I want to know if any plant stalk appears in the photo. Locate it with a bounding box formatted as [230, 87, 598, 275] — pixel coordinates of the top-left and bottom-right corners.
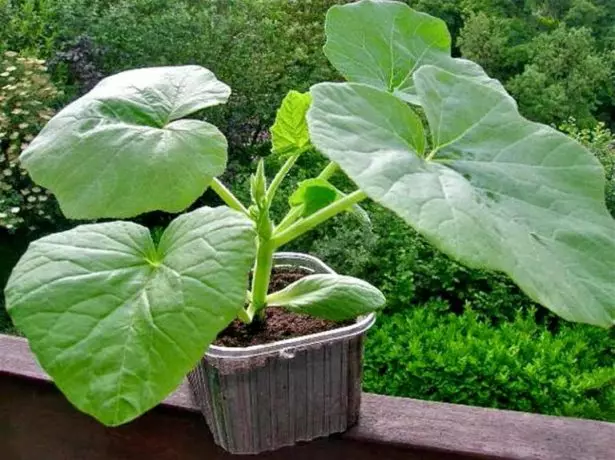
[248, 238, 275, 318]
[210, 178, 250, 216]
[272, 189, 367, 248]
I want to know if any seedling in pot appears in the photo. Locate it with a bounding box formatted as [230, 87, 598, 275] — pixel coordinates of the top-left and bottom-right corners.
[4, 0, 614, 429]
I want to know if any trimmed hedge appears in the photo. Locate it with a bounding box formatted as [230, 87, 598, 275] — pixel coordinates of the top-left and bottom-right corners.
[363, 305, 615, 421]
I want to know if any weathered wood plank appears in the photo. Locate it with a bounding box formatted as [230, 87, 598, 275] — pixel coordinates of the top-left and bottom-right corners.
[351, 394, 614, 460]
[1, 333, 613, 460]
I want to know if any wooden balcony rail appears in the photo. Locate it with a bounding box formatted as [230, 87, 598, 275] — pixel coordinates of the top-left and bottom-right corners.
[1, 333, 613, 460]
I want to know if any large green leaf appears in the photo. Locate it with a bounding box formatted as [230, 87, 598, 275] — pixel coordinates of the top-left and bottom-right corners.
[20, 66, 230, 219]
[324, 0, 506, 104]
[307, 82, 426, 155]
[267, 274, 385, 321]
[5, 206, 255, 425]
[307, 73, 615, 328]
[270, 90, 312, 156]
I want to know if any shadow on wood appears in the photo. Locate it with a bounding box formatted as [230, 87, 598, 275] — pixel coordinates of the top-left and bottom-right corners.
[0, 377, 451, 460]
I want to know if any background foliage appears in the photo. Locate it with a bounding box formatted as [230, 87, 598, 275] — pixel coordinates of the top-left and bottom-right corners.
[0, 50, 62, 232]
[0, 0, 613, 421]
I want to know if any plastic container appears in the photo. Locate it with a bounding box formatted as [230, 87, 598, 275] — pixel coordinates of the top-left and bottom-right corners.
[187, 252, 376, 454]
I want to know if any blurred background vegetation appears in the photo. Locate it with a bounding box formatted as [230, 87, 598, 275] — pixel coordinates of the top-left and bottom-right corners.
[0, 0, 613, 421]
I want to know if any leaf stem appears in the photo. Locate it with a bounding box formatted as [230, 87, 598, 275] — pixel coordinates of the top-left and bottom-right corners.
[275, 204, 302, 233]
[265, 152, 301, 204]
[318, 161, 339, 181]
[237, 307, 252, 323]
[272, 190, 367, 248]
[210, 178, 249, 216]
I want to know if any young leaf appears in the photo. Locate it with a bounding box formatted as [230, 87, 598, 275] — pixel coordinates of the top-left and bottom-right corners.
[289, 178, 339, 217]
[4, 206, 255, 426]
[324, 0, 506, 104]
[307, 74, 615, 328]
[250, 158, 268, 208]
[20, 66, 231, 219]
[289, 178, 372, 226]
[267, 274, 385, 321]
[270, 90, 312, 155]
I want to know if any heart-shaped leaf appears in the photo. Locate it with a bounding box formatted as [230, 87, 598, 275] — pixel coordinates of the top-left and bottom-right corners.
[308, 73, 615, 327]
[5, 206, 255, 425]
[20, 66, 231, 219]
[324, 0, 506, 104]
[270, 90, 312, 156]
[267, 274, 385, 321]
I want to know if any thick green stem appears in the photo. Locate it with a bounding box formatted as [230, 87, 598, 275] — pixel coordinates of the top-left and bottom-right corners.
[248, 238, 275, 317]
[275, 162, 340, 232]
[210, 178, 249, 216]
[272, 190, 367, 248]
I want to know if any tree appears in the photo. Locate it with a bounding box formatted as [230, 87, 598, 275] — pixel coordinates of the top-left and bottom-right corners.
[507, 26, 614, 126]
[458, 12, 527, 79]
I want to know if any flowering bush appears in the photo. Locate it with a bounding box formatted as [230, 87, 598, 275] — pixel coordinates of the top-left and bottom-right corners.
[0, 51, 61, 231]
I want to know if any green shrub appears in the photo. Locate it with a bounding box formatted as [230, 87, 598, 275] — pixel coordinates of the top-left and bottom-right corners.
[0, 51, 62, 232]
[1, 0, 342, 162]
[506, 26, 614, 127]
[559, 119, 615, 216]
[0, 0, 60, 56]
[5, 0, 615, 134]
[364, 305, 615, 421]
[457, 12, 530, 78]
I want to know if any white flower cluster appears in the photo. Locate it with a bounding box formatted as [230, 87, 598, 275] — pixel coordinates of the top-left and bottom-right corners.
[0, 51, 61, 231]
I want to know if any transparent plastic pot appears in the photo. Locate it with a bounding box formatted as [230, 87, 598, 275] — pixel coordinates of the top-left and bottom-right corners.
[187, 252, 376, 455]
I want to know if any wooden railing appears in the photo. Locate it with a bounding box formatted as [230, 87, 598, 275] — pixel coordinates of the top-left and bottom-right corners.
[1, 333, 613, 460]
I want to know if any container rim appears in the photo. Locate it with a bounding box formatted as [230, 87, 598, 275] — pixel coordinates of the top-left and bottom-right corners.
[206, 252, 377, 359]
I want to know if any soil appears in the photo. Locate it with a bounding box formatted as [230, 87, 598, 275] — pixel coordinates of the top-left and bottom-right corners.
[214, 267, 353, 347]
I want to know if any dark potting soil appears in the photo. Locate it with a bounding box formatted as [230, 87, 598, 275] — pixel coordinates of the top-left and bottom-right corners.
[214, 267, 353, 347]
